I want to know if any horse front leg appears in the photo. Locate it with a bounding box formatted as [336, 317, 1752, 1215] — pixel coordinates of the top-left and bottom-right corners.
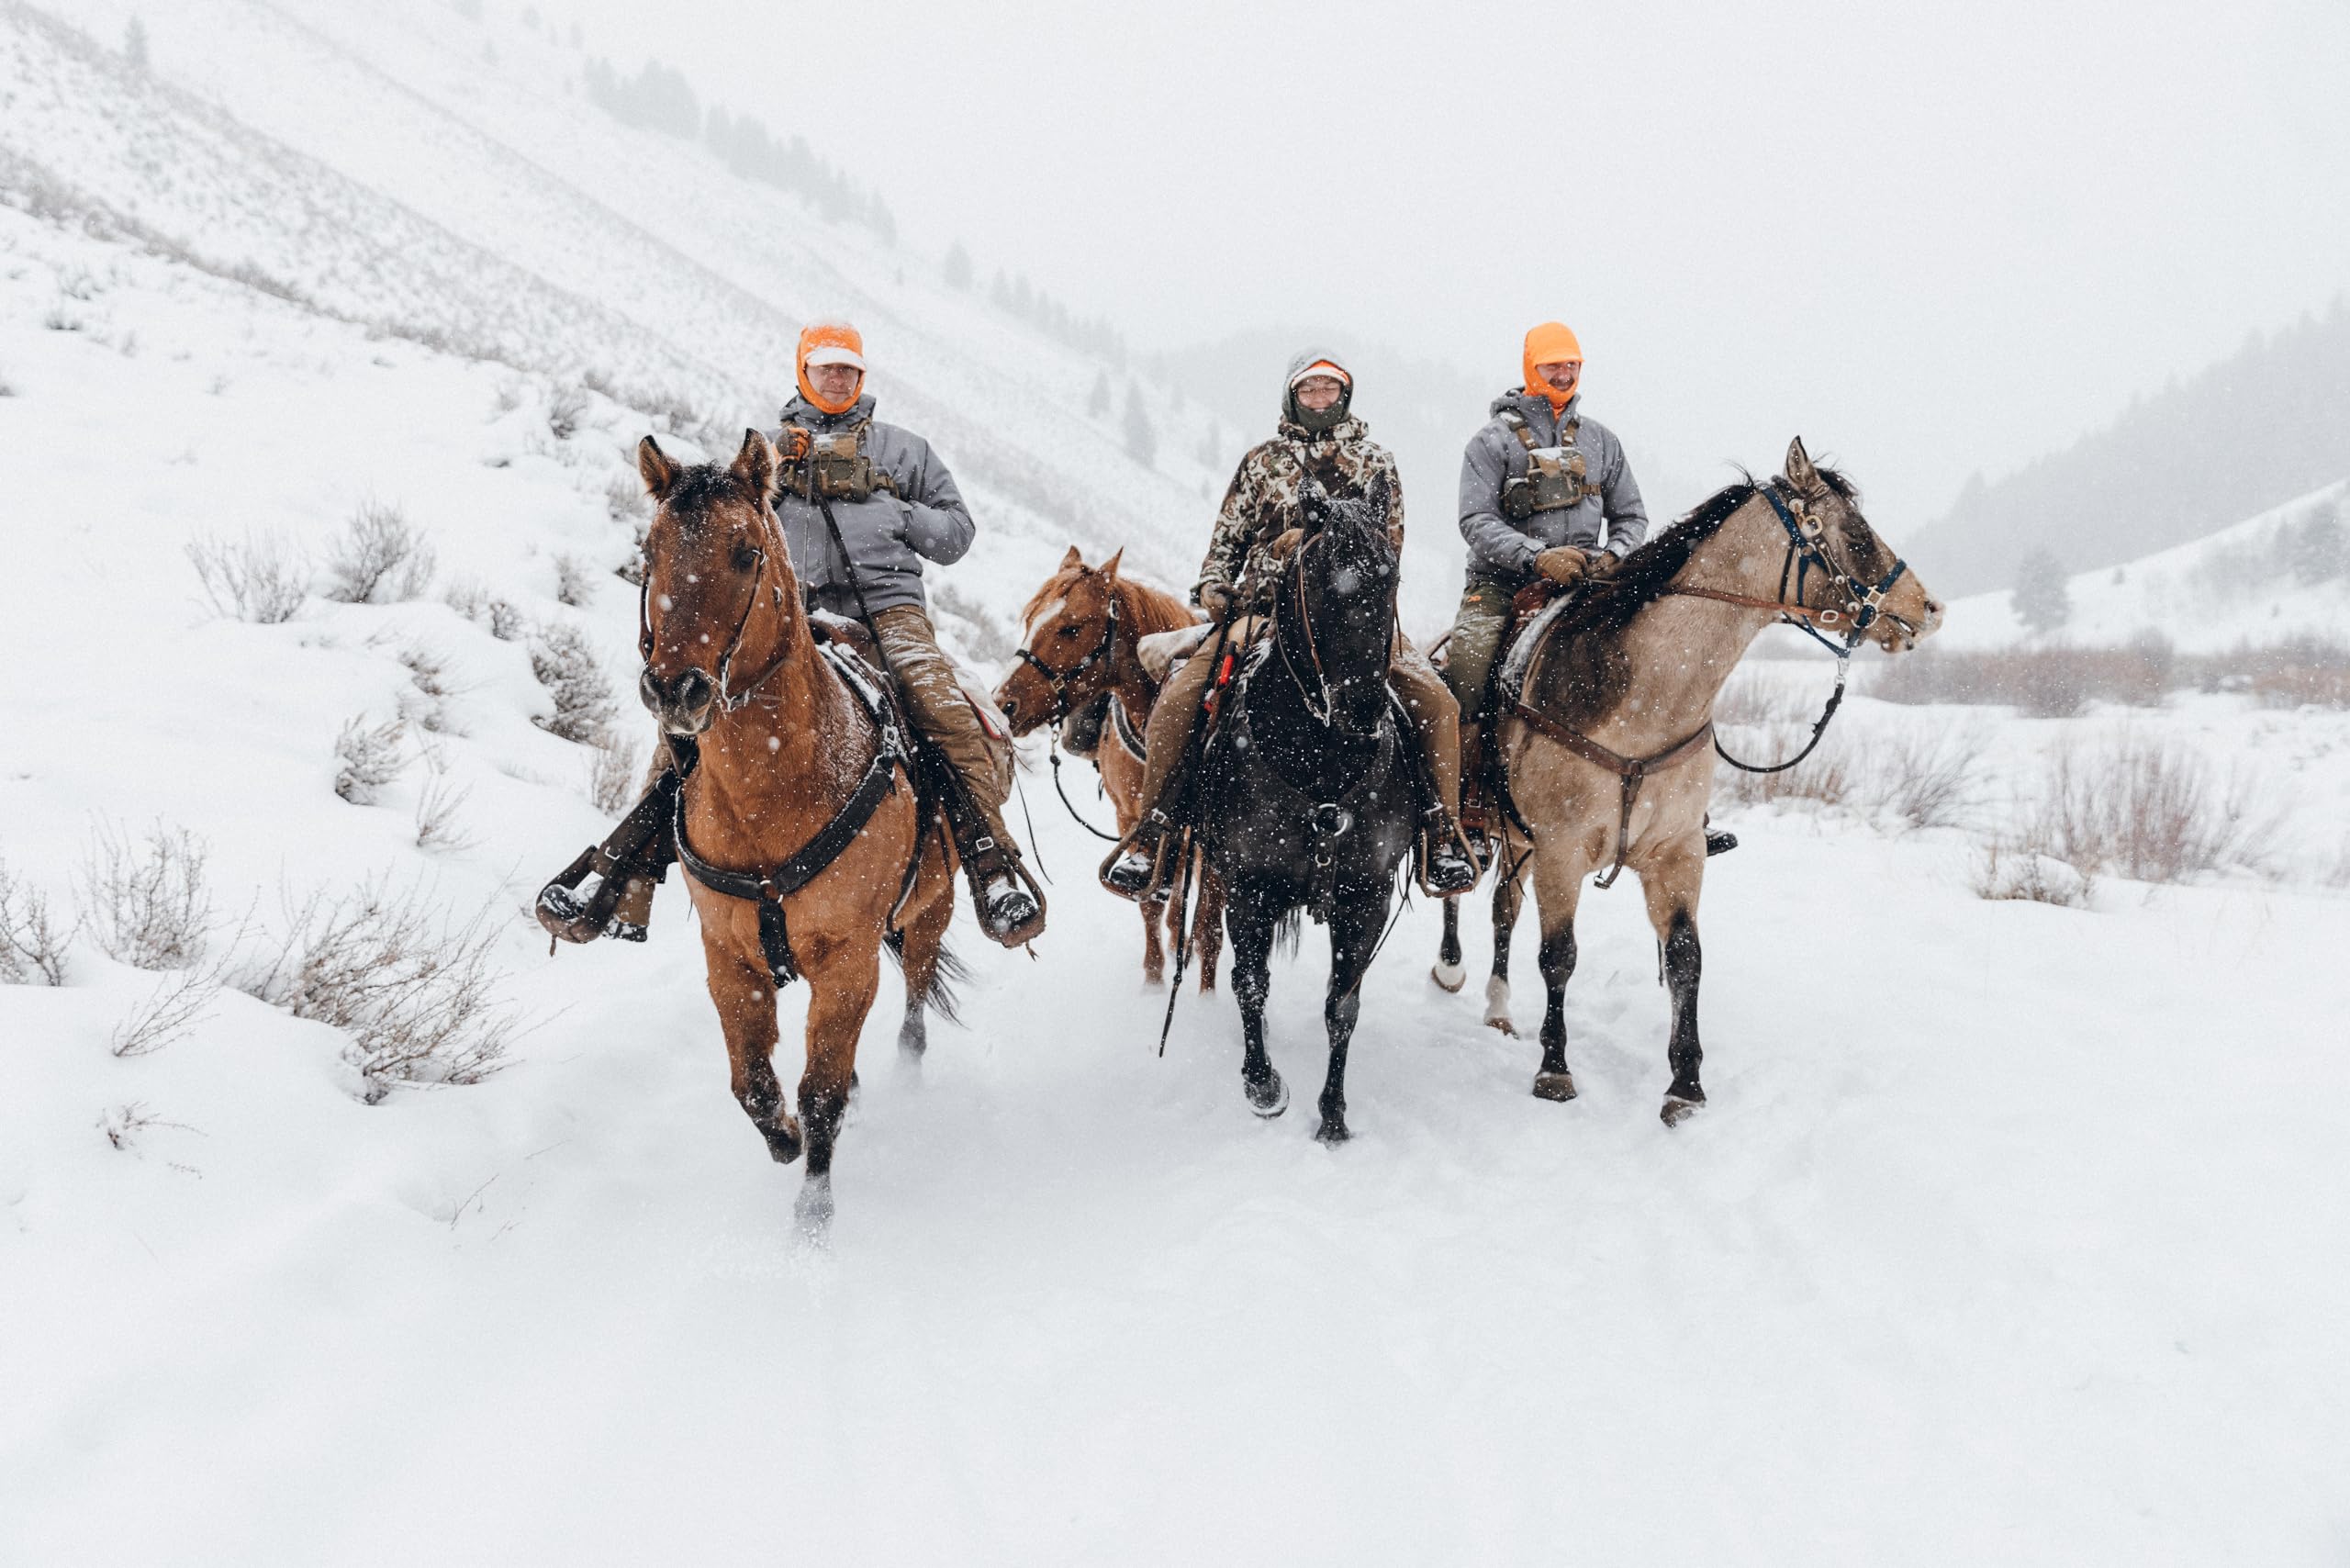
[1432, 895, 1467, 992]
[1225, 892, 1286, 1117]
[1526, 846, 1585, 1102]
[700, 921, 801, 1165]
[1315, 891, 1390, 1144]
[1141, 896, 1167, 987]
[1485, 863, 1525, 1036]
[794, 938, 884, 1234]
[1639, 850, 1707, 1127]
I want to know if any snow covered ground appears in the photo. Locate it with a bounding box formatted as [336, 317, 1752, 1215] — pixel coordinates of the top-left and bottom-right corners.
[6, 6, 2350, 1562]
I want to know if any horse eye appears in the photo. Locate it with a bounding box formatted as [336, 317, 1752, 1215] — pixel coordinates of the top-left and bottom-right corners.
[1058, 624, 1080, 638]
[732, 543, 758, 571]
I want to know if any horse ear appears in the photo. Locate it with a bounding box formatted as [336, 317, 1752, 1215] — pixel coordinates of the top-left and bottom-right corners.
[1100, 547, 1124, 582]
[638, 435, 678, 501]
[1785, 436, 1819, 493]
[733, 428, 776, 500]
[1059, 544, 1085, 570]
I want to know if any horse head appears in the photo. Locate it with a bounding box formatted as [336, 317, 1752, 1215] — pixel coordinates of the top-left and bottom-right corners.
[635, 429, 798, 736]
[994, 544, 1126, 735]
[1280, 476, 1397, 734]
[1775, 437, 1943, 654]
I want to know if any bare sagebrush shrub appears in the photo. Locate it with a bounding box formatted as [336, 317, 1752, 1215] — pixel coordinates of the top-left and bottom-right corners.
[546, 383, 591, 442]
[239, 879, 520, 1101]
[110, 967, 219, 1058]
[2186, 636, 2350, 710]
[1711, 672, 1806, 728]
[81, 823, 213, 970]
[587, 728, 641, 813]
[98, 1102, 196, 1152]
[928, 581, 1014, 665]
[488, 598, 526, 641]
[186, 532, 308, 623]
[443, 577, 489, 623]
[2029, 734, 2287, 884]
[324, 500, 436, 604]
[604, 472, 649, 523]
[1717, 722, 1852, 807]
[393, 641, 455, 733]
[1970, 834, 2093, 908]
[553, 553, 595, 609]
[1868, 645, 2169, 716]
[414, 774, 476, 854]
[334, 715, 408, 804]
[1859, 722, 1986, 831]
[0, 858, 78, 984]
[42, 302, 83, 332]
[530, 622, 617, 744]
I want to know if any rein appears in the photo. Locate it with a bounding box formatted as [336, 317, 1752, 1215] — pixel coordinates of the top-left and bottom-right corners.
[1274, 521, 1394, 731]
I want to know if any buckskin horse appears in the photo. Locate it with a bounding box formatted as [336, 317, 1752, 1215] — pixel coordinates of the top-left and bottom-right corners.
[635, 430, 960, 1231]
[1446, 438, 1942, 1126]
[1195, 481, 1417, 1143]
[991, 547, 1224, 990]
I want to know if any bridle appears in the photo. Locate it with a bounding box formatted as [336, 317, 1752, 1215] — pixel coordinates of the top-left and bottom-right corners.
[1668, 480, 1913, 654]
[1013, 588, 1122, 724]
[637, 499, 794, 715]
[1275, 503, 1395, 730]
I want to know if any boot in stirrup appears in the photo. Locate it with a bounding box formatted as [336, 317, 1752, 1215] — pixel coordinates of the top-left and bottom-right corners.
[1102, 809, 1174, 903]
[964, 832, 1046, 946]
[536, 844, 666, 944]
[1418, 806, 1482, 895]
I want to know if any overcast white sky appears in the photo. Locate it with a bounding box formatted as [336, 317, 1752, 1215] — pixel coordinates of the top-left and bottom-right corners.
[551, 0, 2349, 521]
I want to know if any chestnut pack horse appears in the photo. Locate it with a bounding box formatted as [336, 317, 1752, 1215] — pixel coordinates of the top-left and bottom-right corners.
[1447, 439, 1942, 1126]
[636, 430, 960, 1231]
[992, 547, 1224, 990]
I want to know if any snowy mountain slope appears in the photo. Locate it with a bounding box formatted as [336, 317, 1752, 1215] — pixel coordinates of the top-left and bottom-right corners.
[4, 0, 1221, 603]
[1939, 478, 2350, 652]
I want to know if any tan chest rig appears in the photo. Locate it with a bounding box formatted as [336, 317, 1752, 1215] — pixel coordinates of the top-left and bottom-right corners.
[777, 420, 901, 503]
[1497, 409, 1592, 520]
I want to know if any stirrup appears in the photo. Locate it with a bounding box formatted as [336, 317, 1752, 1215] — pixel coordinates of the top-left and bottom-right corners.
[1416, 809, 1483, 897]
[965, 834, 1046, 946]
[536, 844, 659, 945]
[1705, 828, 1740, 857]
[1101, 811, 1175, 904]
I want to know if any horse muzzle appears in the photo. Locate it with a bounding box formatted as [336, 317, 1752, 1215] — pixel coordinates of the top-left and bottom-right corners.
[641, 665, 717, 735]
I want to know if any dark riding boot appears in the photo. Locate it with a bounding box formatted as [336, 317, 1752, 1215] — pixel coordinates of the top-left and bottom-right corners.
[1059, 691, 1112, 760]
[1103, 808, 1175, 904]
[1705, 815, 1739, 857]
[536, 769, 681, 945]
[1418, 806, 1481, 895]
[926, 766, 1045, 947]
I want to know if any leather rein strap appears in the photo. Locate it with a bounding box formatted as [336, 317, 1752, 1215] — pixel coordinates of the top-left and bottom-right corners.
[1013, 591, 1121, 723]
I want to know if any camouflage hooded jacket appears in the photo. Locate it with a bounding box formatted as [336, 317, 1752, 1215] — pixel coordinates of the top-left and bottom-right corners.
[1195, 416, 1406, 615]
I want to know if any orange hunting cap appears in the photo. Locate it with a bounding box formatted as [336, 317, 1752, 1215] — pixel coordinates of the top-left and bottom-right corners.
[1522, 321, 1583, 409]
[796, 320, 867, 414]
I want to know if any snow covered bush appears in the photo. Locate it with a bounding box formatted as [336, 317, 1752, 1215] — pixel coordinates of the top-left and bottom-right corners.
[0, 858, 77, 984]
[413, 773, 475, 854]
[323, 500, 435, 604]
[238, 879, 520, 1102]
[1970, 835, 2093, 908]
[1856, 722, 1986, 831]
[0, 363, 16, 397]
[553, 553, 595, 608]
[109, 968, 218, 1058]
[186, 531, 309, 623]
[603, 473, 648, 523]
[79, 823, 214, 971]
[587, 728, 641, 814]
[333, 714, 408, 804]
[1716, 722, 1852, 808]
[545, 383, 590, 442]
[529, 622, 617, 744]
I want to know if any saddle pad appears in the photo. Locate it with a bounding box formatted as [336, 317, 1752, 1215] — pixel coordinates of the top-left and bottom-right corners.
[1496, 588, 1579, 711]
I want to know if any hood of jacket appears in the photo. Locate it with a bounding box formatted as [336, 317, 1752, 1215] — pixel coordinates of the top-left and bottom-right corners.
[1281, 343, 1354, 432]
[1489, 388, 1580, 433]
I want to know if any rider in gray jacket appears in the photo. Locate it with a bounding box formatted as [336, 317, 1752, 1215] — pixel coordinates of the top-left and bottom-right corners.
[772, 390, 974, 619]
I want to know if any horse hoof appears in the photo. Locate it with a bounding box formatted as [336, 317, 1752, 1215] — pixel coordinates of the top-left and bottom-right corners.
[1313, 1118, 1351, 1146]
[1661, 1094, 1703, 1128]
[1486, 1015, 1518, 1038]
[1430, 958, 1467, 993]
[763, 1123, 804, 1165]
[793, 1175, 834, 1238]
[1246, 1070, 1289, 1119]
[1531, 1070, 1578, 1103]
[1483, 977, 1514, 1034]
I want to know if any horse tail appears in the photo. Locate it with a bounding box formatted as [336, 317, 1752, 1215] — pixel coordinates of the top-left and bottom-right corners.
[884, 927, 968, 1027]
[1272, 906, 1304, 958]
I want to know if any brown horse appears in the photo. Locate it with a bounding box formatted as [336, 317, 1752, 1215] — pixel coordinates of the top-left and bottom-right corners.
[1459, 438, 1942, 1126]
[636, 430, 960, 1232]
[991, 547, 1224, 990]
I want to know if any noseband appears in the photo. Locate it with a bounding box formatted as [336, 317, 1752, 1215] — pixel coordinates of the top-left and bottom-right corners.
[637, 500, 793, 714]
[1013, 590, 1122, 723]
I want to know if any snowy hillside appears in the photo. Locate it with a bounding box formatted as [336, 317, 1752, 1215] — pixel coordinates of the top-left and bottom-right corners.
[1939, 478, 2350, 652]
[6, 5, 2350, 1563]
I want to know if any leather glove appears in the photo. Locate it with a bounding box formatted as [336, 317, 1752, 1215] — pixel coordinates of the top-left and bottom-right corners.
[1533, 546, 1592, 586]
[1583, 550, 1622, 582]
[1197, 581, 1237, 623]
[1267, 527, 1305, 561]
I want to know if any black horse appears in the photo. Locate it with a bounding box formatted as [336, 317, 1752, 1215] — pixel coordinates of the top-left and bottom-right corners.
[1194, 484, 1416, 1144]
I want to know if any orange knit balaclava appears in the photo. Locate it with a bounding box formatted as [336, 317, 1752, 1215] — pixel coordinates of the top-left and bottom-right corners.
[1522, 321, 1583, 410]
[796, 320, 867, 415]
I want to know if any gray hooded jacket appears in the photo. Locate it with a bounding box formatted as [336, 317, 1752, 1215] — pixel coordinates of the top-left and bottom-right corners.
[1457, 390, 1649, 582]
[770, 392, 975, 616]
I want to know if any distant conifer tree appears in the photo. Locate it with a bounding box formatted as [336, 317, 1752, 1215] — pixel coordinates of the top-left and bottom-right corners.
[1123, 383, 1157, 468]
[2013, 546, 2072, 633]
[1087, 371, 1111, 419]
